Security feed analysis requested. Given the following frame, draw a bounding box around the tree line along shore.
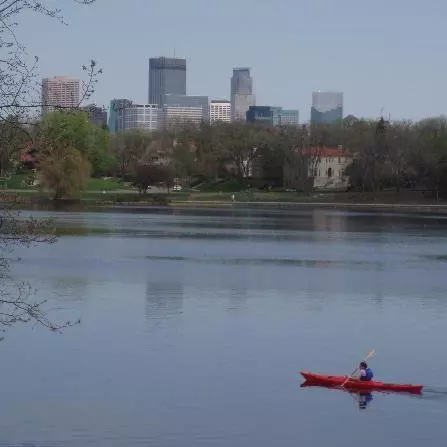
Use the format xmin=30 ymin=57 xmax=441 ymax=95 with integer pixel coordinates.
xmin=2 ymin=111 xmax=447 ymax=209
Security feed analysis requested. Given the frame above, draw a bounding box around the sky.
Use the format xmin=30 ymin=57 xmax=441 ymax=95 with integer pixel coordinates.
xmin=16 ymin=0 xmax=447 ymax=121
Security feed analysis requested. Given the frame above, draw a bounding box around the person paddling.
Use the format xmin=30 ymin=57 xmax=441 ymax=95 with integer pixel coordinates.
xmin=357 ymin=361 xmax=374 ymax=381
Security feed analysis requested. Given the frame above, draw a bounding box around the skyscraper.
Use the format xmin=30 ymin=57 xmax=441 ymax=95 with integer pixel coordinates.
xmin=41 ymin=76 xmax=80 ymax=115
xmin=230 ymin=68 xmax=255 ymax=121
xmin=148 ymin=57 xmax=187 ymax=107
xmin=311 ymin=91 xmax=343 ymax=124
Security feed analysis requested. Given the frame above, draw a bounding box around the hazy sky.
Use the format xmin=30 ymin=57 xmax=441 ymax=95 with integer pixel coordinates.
xmin=17 ymin=0 xmax=447 ymax=121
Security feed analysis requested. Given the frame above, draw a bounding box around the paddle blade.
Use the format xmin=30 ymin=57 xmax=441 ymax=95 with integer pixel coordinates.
xmin=365 ymin=350 xmax=376 ymax=361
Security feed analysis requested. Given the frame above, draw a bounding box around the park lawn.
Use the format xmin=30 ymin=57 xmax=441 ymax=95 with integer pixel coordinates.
xmin=86 ymin=177 xmax=133 ymax=191
xmin=5 ymin=174 xmax=133 ymax=192
xmin=4 ymin=172 xmax=37 ymax=189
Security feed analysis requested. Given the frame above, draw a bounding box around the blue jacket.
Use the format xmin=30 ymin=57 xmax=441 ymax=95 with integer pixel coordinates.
xmin=360 ymin=367 xmax=374 ymax=381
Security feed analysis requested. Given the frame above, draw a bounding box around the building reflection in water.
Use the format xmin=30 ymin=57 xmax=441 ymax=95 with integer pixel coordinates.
xmin=145 ymin=279 xmax=184 ymax=323
xmin=311 ymin=209 xmax=347 ymax=238
xmin=49 ymin=277 xmax=89 ymax=304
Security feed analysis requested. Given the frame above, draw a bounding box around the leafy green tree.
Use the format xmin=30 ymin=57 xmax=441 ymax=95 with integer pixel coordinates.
xmin=39 ymin=111 xmax=112 ymax=176
xmin=38 ymin=144 xmax=90 ymax=200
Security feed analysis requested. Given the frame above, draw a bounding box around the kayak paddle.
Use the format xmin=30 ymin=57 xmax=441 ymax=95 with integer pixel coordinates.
xmin=341 ymin=349 xmax=376 ymax=388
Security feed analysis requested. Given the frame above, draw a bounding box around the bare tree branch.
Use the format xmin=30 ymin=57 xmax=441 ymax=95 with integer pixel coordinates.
xmin=0 ymin=0 xmax=96 ymax=337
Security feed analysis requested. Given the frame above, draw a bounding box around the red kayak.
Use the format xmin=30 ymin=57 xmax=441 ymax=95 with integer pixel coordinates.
xmin=300 ymin=371 xmax=423 ymax=394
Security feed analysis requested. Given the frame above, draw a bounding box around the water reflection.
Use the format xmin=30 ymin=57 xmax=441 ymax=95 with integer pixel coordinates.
xmin=144 ymin=280 xmax=184 ymax=322
xmin=48 ymin=277 xmax=89 ymax=304
xmin=357 ymin=392 xmax=374 ymax=410
xmin=312 ymin=209 xmax=347 ymax=237
xmin=144 ymin=255 xmax=384 ymax=269
xmin=4 ymin=207 xmax=447 ymax=446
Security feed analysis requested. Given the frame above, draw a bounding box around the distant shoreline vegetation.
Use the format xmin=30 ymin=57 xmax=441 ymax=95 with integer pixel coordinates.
xmin=4 ymin=112 xmax=447 ymax=207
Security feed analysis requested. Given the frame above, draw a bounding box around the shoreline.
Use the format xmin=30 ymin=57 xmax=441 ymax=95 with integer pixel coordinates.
xmin=168 ymin=200 xmax=447 ymax=214
xmin=3 ymin=189 xmax=447 ymax=214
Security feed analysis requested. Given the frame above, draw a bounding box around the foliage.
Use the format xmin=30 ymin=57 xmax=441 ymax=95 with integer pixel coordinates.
xmin=0 ymin=0 xmax=98 ymax=337
xmin=39 ymin=111 xmax=112 ymax=176
xmin=0 ymin=118 xmax=28 ymax=176
xmin=110 ymin=129 xmax=153 ymax=178
xmin=132 ymin=163 xmax=174 ymax=194
xmin=38 ymin=144 xmax=90 ymax=200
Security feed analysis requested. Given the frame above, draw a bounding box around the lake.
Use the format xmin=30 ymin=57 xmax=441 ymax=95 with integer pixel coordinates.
xmin=1 ymin=206 xmax=447 ymax=446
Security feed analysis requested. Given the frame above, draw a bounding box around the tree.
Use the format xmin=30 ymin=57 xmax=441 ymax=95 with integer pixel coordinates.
xmin=0 ymin=0 xmax=98 ymax=337
xmin=38 ymin=110 xmax=112 ymax=176
xmin=412 ymin=117 xmax=447 ymax=199
xmin=0 ymin=117 xmax=28 ymax=177
xmin=386 ymin=121 xmax=414 ymax=192
xmin=38 ymin=144 xmax=90 ymax=200
xmin=35 ymin=110 xmax=110 ymax=199
xmin=132 ymin=163 xmax=173 ymax=194
xmin=111 ymin=129 xmax=152 ymax=178
xmin=1 ymin=1 xmax=100 ymax=122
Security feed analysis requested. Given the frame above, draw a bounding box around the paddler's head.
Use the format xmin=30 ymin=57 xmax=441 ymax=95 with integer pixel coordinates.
xmin=360 ymin=361 xmax=368 ymax=369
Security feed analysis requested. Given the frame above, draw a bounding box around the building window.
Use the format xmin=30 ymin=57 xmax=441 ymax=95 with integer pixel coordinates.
xmin=328 ymin=167 xmax=333 ymax=178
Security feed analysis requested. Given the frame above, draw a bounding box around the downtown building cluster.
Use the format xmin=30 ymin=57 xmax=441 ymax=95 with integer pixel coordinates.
xmin=41 ymin=57 xmax=344 ymax=132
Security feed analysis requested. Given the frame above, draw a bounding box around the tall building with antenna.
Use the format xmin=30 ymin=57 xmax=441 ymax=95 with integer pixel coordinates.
xmin=148 ymin=57 xmax=187 ymax=108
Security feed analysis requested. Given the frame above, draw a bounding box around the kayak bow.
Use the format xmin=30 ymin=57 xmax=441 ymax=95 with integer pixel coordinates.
xmin=300 ymin=371 xmax=423 ymax=394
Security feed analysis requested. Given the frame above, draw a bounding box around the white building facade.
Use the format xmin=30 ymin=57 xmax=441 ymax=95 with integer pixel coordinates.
xmin=209 ymin=100 xmax=231 ymax=123
xmin=118 ymin=103 xmax=159 ymax=132
xmin=310 ymin=147 xmax=351 ymax=189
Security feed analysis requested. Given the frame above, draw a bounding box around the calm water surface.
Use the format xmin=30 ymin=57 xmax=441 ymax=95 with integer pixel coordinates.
xmin=2 ymin=206 xmax=447 ymax=446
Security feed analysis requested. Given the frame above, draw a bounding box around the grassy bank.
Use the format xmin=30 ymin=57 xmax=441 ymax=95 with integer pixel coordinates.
xmin=2 ymin=187 xmax=447 ymax=213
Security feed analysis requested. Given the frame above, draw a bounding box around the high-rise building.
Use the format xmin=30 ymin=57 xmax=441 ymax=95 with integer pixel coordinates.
xmin=121 ymin=104 xmax=159 ymax=132
xmin=209 ymin=100 xmax=231 ymax=123
xmin=162 ymin=94 xmax=209 ymax=127
xmin=148 ymin=57 xmax=187 ymax=107
xmin=108 ymin=100 xmax=158 ymax=132
xmin=108 ymin=99 xmax=132 ymax=133
xmin=41 ymin=76 xmax=80 ymax=115
xmin=311 ymin=91 xmax=343 ymax=124
xmin=231 ymin=68 xmax=255 ymax=121
xmin=81 ymin=104 xmax=108 ymax=127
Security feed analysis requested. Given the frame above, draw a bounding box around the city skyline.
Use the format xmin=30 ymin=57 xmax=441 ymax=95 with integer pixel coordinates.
xmin=25 ymin=0 xmax=447 ymax=121
xmin=27 ymin=0 xmax=447 ymax=121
